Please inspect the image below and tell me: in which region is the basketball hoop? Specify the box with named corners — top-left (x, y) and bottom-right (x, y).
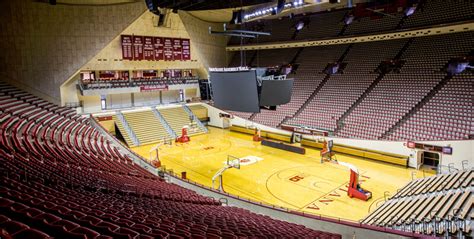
top-left (212, 155), bottom-right (241, 192)
top-left (149, 143), bottom-right (161, 168)
top-left (320, 139), bottom-right (336, 163)
top-left (226, 155), bottom-right (241, 169)
top-left (253, 128), bottom-right (262, 142)
top-left (148, 137), bottom-right (172, 168)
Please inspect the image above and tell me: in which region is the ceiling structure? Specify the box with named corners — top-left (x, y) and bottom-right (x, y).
top-left (152, 0), bottom-right (274, 11)
top-left (37, 0), bottom-right (368, 23)
top-left (187, 0), bottom-right (369, 23)
top-left (36, 0), bottom-right (142, 6)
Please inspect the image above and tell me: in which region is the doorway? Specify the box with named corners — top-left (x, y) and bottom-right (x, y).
top-left (421, 151), bottom-right (440, 169)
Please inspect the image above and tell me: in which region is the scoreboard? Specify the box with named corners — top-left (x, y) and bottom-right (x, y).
top-left (121, 35), bottom-right (191, 61)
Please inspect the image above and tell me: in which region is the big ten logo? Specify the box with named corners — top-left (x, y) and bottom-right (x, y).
top-left (240, 158), bottom-right (251, 163)
top-left (289, 174), bottom-right (305, 182)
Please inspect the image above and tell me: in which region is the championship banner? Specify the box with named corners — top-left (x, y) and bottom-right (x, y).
top-left (143, 36), bottom-right (155, 61)
top-left (132, 36), bottom-right (144, 60)
top-left (163, 38), bottom-right (174, 61)
top-left (181, 39), bottom-right (191, 61)
top-left (154, 37), bottom-right (164, 61)
top-left (121, 35), bottom-right (190, 61)
top-left (140, 85), bottom-right (169, 92)
top-left (121, 35), bottom-right (133, 60)
top-left (172, 38), bottom-right (183, 61)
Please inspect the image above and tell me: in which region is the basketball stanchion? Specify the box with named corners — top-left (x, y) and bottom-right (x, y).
top-left (176, 126), bottom-right (190, 143)
top-left (320, 139), bottom-right (371, 201)
top-left (149, 137), bottom-right (173, 168)
top-left (253, 128), bottom-right (262, 142)
top-left (212, 155), bottom-right (241, 192)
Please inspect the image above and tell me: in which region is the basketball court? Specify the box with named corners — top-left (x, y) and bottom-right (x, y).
top-left (132, 127), bottom-right (432, 221)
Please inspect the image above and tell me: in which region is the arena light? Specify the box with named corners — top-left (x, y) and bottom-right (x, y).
top-left (405, 6), bottom-right (416, 16)
top-left (295, 20), bottom-right (305, 31)
top-left (293, 0), bottom-right (304, 6)
top-left (344, 15), bottom-right (354, 25)
top-left (243, 0), bottom-right (306, 21)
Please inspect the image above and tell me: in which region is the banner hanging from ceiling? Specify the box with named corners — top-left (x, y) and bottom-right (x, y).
top-left (121, 35), bottom-right (191, 61)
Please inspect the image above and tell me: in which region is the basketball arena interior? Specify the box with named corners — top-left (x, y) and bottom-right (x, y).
top-left (0, 0), bottom-right (473, 238)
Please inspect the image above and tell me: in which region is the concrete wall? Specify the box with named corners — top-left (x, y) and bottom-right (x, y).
top-left (0, 0), bottom-right (146, 104)
top-left (203, 103), bottom-right (474, 170)
top-left (178, 11), bottom-right (231, 76)
top-left (80, 95), bottom-right (102, 113)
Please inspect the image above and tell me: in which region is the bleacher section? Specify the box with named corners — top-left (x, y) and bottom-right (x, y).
top-left (338, 31), bottom-right (474, 140)
top-left (113, 106), bottom-right (208, 147)
top-left (188, 105), bottom-right (209, 121)
top-left (343, 14), bottom-right (403, 36)
top-left (159, 107), bottom-right (207, 136)
top-left (363, 171), bottom-right (473, 236)
top-left (250, 48), bottom-right (299, 68)
top-left (0, 82), bottom-right (340, 239)
top-left (295, 11), bottom-right (347, 40)
top-left (226, 29), bottom-right (474, 141)
top-left (119, 110), bottom-right (170, 146)
top-left (400, 0), bottom-right (474, 29)
top-left (387, 72), bottom-right (474, 141)
top-left (246, 20), bottom-right (295, 43)
top-left (289, 39), bottom-right (407, 132)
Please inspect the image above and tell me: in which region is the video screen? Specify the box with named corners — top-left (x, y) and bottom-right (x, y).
top-left (210, 70), bottom-right (260, 113)
top-left (259, 79), bottom-right (293, 106)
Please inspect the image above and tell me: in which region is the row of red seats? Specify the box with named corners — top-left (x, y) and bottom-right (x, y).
top-left (0, 82), bottom-right (340, 238)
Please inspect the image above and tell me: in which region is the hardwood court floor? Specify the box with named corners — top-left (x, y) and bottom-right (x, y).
top-left (131, 127), bottom-right (432, 221)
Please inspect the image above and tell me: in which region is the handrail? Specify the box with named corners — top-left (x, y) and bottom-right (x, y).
top-left (151, 107), bottom-right (177, 138)
top-left (182, 104), bottom-right (208, 133)
top-left (80, 76), bottom-right (199, 90)
top-left (115, 110), bottom-right (140, 146)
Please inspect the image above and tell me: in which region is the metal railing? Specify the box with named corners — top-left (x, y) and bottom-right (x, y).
top-left (151, 107), bottom-right (177, 138)
top-left (79, 76), bottom-right (199, 90)
top-left (182, 104), bottom-right (208, 133)
top-left (116, 110), bottom-right (140, 146)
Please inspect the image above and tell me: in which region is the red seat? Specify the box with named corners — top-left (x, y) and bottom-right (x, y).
top-left (12, 228), bottom-right (52, 239)
top-left (1, 220), bottom-right (29, 235)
